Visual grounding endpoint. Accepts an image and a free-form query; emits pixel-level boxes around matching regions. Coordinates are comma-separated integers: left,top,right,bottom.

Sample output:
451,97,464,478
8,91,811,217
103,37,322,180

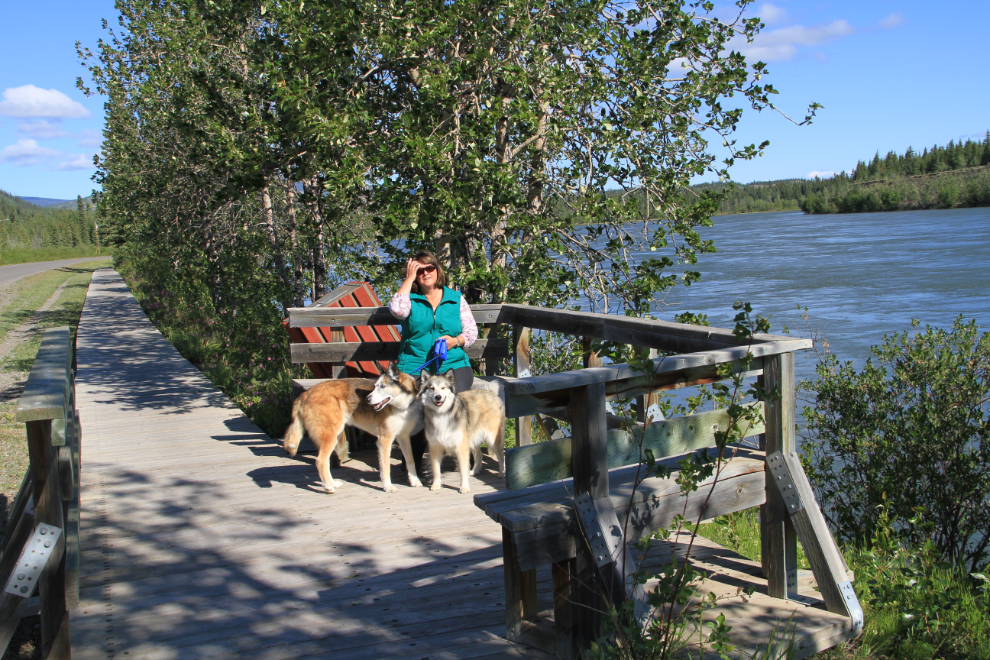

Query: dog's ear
388,361,401,380
444,369,456,392
419,369,431,385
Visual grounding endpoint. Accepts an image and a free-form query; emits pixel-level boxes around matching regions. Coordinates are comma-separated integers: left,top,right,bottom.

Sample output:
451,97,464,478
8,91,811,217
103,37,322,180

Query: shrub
800,317,990,572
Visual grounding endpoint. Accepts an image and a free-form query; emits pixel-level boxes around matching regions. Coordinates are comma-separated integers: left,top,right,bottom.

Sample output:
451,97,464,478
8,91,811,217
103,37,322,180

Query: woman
389,250,478,472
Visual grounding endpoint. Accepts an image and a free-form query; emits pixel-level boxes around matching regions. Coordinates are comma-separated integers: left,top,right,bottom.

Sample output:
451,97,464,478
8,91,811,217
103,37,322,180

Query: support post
760,353,798,600
483,324,501,377
330,327,351,460
26,419,70,660
552,559,576,660
502,529,538,642
513,325,532,446
567,382,608,654
633,346,659,423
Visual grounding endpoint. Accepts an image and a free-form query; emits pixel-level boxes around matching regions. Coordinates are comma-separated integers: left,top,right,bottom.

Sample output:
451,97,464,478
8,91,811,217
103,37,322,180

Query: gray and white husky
419,370,506,493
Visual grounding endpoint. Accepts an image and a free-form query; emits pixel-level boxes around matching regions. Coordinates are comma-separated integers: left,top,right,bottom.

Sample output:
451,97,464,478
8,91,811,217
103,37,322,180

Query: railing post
26,419,70,659
567,382,608,654
483,323,501,376
761,352,798,599
513,324,532,446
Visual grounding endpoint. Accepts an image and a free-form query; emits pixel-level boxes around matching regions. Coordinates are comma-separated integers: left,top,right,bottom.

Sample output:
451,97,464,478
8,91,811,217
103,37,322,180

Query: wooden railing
287,302,863,656
1,327,80,660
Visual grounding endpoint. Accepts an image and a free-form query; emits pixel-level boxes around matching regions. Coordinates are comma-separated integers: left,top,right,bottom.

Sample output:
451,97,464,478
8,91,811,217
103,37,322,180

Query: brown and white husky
419,370,506,493
283,363,423,493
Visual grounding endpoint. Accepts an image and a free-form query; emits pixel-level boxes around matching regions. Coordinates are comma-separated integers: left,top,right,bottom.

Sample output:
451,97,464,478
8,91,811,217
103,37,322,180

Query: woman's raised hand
405,258,424,282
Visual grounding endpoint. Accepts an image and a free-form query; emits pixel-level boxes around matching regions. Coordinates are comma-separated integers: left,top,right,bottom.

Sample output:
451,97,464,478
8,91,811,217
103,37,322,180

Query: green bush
937,180,959,207
800,317,990,572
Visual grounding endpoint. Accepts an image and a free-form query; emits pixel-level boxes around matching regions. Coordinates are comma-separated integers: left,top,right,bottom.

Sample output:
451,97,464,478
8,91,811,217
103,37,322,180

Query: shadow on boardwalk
71,269,546,660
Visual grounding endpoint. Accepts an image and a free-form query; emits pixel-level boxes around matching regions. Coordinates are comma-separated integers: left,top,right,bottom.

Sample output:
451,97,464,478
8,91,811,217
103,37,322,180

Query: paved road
0,256,111,289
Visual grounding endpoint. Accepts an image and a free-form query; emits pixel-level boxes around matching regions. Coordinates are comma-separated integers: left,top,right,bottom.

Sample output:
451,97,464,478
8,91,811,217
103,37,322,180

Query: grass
0,246,109,266
0,260,104,660
0,261,105,535
700,510,990,660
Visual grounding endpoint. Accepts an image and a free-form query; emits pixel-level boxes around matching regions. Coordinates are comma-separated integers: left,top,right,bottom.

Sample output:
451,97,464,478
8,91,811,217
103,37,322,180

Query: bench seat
474,448,766,571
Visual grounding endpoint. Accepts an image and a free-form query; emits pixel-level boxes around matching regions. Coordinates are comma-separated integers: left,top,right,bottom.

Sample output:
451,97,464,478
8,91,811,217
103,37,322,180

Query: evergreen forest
701,132,990,215
0,190,104,263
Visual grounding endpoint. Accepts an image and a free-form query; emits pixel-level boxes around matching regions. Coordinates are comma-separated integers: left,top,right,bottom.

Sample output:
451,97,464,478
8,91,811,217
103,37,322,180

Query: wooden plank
566,382,607,653
510,466,766,571
761,353,798,600
0,592,32,656
0,472,32,559
288,304,508,328
505,304,811,352
501,528,537,642
26,419,70,659
16,326,71,422
773,451,864,626
290,338,510,364
505,404,765,490
501,354,767,418
513,325,532,447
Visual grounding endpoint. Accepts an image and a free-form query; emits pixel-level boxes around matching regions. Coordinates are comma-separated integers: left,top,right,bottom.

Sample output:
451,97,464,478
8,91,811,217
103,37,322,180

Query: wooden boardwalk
71,269,550,660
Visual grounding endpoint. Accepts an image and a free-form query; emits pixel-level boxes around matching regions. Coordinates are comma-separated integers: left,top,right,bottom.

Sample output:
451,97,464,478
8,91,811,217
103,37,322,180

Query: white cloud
78,129,102,148
0,139,62,166
807,170,835,179
55,154,94,171
17,119,68,139
757,3,787,25
879,13,904,29
734,20,855,62
0,85,90,119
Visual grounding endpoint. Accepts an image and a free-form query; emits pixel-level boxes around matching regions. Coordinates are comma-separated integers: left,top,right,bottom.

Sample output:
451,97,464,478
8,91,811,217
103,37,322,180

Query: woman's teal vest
396,287,471,376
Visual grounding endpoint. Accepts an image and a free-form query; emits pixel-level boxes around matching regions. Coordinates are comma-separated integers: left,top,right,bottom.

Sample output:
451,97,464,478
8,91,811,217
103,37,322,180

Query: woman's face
416,263,438,289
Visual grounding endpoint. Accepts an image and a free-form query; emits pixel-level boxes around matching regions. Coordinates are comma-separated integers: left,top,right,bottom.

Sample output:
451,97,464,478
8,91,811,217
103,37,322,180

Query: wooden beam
502,528,537,642
288,303,509,328
504,304,811,353
761,353,799,600
513,325,532,447
769,451,865,628
26,419,70,659
290,338,511,363
502,354,766,418
567,381,608,655
505,404,765,490
16,327,71,423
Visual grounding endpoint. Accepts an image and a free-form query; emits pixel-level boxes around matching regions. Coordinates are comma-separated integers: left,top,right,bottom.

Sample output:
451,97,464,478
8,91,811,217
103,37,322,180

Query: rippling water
649,207,990,384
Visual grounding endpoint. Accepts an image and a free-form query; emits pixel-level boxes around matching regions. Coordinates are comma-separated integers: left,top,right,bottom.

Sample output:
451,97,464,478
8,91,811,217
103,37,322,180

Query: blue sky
1,0,988,199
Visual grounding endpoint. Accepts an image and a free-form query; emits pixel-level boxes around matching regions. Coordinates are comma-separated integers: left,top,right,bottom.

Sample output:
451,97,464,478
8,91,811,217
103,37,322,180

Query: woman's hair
411,250,446,292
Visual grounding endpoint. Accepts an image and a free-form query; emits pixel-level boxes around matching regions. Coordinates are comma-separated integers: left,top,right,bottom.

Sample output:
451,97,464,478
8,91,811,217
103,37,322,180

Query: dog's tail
283,396,306,457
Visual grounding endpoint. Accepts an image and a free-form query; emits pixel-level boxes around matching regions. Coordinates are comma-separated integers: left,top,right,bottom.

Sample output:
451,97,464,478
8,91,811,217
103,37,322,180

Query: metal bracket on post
573,493,649,626
766,452,803,514
767,451,865,630
4,523,62,598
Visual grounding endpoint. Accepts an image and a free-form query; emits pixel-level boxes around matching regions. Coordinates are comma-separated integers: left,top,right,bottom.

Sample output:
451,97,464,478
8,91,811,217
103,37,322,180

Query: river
648,206,990,386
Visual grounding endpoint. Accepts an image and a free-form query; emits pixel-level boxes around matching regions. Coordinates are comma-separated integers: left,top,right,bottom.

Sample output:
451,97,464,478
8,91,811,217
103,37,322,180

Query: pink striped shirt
389,292,478,347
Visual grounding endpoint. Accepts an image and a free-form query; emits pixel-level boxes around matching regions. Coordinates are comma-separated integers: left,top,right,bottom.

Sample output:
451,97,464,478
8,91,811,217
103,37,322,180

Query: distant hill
1,189,44,221
50,196,94,210
18,196,72,207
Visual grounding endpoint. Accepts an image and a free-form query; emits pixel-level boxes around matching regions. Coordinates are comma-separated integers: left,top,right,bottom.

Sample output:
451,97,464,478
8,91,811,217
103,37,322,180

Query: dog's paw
383,483,398,493
429,482,442,492
408,475,422,488
459,485,471,494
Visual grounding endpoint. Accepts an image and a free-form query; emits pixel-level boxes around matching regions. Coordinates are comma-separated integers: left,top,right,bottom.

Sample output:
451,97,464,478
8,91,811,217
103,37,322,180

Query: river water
647,206,990,386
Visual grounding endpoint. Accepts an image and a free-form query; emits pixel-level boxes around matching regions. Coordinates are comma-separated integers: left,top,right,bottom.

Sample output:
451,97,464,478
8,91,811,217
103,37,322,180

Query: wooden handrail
2,327,79,660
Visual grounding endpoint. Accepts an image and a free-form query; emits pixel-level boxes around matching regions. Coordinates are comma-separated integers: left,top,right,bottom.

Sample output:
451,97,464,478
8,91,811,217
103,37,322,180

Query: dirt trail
0,278,71,402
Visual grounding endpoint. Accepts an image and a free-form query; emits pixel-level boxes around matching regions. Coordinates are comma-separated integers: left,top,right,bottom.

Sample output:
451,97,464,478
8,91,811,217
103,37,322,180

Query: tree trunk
261,184,293,312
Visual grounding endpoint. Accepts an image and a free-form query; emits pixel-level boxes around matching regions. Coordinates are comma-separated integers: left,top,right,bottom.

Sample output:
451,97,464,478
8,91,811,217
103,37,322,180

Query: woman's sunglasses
417,265,437,276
